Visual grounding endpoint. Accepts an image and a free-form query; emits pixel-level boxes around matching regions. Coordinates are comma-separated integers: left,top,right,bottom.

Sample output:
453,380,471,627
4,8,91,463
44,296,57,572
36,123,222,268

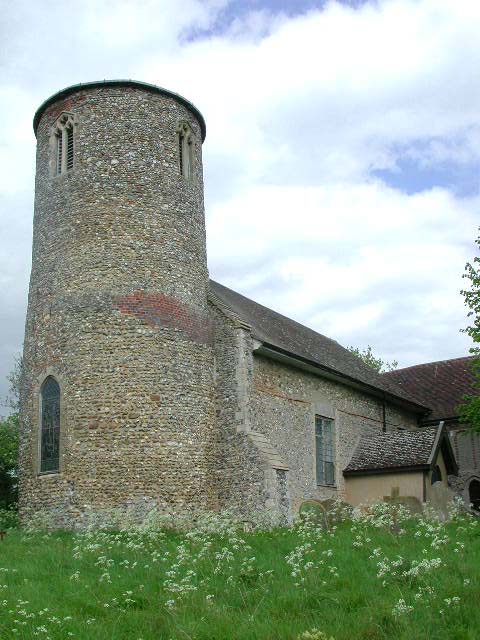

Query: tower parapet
20,81,216,525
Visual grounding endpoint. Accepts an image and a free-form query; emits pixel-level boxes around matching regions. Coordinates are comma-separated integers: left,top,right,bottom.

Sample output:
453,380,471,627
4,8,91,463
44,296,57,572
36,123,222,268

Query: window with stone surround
315,415,335,485
177,122,194,180
53,113,75,175
40,376,61,473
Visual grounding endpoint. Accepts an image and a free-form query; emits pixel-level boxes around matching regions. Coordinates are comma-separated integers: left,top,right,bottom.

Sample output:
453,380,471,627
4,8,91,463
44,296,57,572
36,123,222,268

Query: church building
19,81,478,526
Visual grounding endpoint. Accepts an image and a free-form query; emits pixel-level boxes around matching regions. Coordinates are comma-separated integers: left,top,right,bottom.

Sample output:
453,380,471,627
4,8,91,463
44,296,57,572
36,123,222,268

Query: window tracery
52,113,75,175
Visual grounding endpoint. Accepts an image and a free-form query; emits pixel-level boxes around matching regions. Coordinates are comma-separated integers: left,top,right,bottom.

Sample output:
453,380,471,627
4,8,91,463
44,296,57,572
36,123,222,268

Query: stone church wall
447,425,480,508
251,355,418,516
210,302,270,518
20,80,439,528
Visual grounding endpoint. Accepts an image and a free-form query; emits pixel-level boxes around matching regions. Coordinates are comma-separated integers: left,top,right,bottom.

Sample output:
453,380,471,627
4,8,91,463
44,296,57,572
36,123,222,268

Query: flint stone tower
20,81,217,524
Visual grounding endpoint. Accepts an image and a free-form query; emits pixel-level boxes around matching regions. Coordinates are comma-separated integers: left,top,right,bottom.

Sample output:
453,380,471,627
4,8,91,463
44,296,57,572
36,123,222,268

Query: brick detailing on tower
116,291,213,345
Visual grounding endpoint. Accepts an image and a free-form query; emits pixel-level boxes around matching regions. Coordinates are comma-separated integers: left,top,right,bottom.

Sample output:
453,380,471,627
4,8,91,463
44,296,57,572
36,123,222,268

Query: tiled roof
343,424,457,476
382,356,478,421
343,427,438,474
209,280,428,411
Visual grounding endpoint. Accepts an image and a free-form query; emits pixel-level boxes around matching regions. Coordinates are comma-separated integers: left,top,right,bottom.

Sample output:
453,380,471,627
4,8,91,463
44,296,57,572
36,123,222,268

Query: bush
0,504,19,529
0,413,19,508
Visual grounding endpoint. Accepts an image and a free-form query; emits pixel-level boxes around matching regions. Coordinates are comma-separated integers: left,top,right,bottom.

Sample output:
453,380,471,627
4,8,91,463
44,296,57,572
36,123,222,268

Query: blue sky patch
185,0,371,41
373,157,480,197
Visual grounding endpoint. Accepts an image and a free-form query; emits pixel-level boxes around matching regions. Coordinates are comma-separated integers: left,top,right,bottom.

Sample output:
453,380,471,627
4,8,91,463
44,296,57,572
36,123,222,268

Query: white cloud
141,0,480,184
0,0,479,407
206,181,476,361
80,0,228,49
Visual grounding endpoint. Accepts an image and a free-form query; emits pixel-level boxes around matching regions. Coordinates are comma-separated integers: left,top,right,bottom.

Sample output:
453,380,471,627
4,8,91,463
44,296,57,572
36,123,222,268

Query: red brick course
116,290,213,345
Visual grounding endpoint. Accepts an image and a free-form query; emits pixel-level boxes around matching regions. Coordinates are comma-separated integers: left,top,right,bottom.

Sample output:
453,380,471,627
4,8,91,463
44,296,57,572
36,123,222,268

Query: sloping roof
209,280,428,412
343,423,458,476
382,356,477,422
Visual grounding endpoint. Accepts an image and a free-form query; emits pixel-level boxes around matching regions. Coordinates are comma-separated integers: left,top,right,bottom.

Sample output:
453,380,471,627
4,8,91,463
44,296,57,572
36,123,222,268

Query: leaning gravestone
429,482,455,521
383,486,423,514
299,500,325,525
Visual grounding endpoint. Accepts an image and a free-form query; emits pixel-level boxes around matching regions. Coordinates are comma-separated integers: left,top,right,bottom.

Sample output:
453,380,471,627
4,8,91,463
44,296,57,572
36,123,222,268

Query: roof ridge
384,355,475,375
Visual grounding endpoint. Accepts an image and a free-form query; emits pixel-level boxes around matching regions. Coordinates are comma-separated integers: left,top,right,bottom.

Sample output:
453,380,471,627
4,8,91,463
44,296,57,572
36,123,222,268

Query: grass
0,505,478,640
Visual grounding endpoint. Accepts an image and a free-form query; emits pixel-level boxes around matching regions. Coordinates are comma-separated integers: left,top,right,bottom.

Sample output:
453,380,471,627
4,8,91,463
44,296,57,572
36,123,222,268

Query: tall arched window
315,415,335,485
40,376,61,473
177,122,194,180
53,113,75,175
469,479,480,511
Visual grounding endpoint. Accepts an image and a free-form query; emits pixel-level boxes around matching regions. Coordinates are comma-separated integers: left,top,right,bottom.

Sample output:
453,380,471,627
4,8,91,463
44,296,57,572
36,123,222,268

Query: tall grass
0,503,478,640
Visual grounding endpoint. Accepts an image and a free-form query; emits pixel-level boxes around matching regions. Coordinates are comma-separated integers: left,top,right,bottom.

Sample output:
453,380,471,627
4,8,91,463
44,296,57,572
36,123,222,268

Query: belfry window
66,126,74,170
53,113,75,175
177,122,194,180
315,415,335,485
40,376,61,473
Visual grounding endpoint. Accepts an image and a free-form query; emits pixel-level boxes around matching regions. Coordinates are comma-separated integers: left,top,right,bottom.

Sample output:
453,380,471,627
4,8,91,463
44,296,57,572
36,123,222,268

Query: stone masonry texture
21,81,460,528
20,83,217,525
251,355,418,516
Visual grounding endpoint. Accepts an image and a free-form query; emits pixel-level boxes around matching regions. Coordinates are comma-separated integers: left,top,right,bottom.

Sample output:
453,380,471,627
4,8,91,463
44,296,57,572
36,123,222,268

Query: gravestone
429,481,455,521
383,486,422,514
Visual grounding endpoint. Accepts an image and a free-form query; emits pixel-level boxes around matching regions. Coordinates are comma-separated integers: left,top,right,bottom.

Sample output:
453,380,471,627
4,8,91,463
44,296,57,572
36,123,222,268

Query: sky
0,0,479,411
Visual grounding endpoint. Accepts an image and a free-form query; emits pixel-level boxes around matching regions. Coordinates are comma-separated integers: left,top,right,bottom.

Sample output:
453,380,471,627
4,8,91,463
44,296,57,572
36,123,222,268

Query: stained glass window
315,416,335,485
40,376,60,473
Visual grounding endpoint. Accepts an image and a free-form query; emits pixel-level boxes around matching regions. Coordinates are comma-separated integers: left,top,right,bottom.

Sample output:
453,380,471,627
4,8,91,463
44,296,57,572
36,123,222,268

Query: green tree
0,414,19,507
348,345,398,374
459,230,480,432
0,356,21,508
5,354,22,413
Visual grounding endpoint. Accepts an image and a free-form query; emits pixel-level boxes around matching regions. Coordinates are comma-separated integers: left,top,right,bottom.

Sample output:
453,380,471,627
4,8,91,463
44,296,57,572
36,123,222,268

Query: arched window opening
177,122,194,180
431,465,442,484
315,415,335,486
53,113,75,175
40,376,61,473
469,479,480,511
66,126,74,170
56,131,63,175
178,131,184,175
187,138,193,179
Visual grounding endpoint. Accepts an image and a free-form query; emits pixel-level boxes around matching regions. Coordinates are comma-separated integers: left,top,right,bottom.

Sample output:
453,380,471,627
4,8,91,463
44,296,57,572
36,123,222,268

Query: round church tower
20,81,216,524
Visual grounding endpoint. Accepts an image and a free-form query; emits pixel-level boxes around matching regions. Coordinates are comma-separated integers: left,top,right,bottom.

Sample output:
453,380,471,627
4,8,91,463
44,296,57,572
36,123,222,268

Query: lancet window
40,376,61,473
177,122,194,180
315,415,335,485
53,113,75,175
